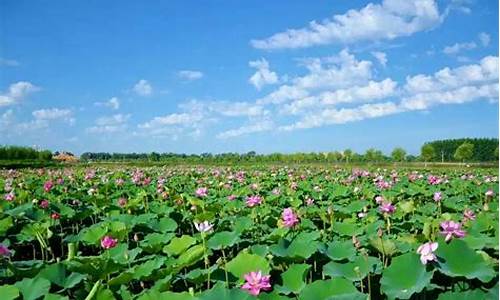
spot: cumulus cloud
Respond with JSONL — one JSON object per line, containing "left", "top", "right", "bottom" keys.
{"left": 277, "top": 55, "right": 498, "bottom": 132}
{"left": 0, "top": 81, "right": 40, "bottom": 106}
{"left": 251, "top": 0, "right": 442, "bottom": 49}
{"left": 87, "top": 114, "right": 130, "bottom": 133}
{"left": 216, "top": 119, "right": 274, "bottom": 139}
{"left": 371, "top": 51, "right": 388, "bottom": 67}
{"left": 178, "top": 70, "right": 204, "bottom": 81}
{"left": 443, "top": 41, "right": 476, "bottom": 55}
{"left": 95, "top": 97, "right": 120, "bottom": 110}
{"left": 32, "top": 108, "right": 74, "bottom": 125}
{"left": 0, "top": 58, "right": 20, "bottom": 67}
{"left": 478, "top": 32, "right": 490, "bottom": 47}
{"left": 257, "top": 49, "right": 373, "bottom": 106}
{"left": 248, "top": 58, "right": 279, "bottom": 90}
{"left": 132, "top": 79, "right": 153, "bottom": 96}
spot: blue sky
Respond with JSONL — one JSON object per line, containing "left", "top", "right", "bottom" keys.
{"left": 0, "top": 0, "right": 498, "bottom": 155}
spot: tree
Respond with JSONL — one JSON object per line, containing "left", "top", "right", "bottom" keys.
{"left": 495, "top": 146, "right": 499, "bottom": 161}
{"left": 421, "top": 144, "right": 435, "bottom": 163}
{"left": 343, "top": 149, "right": 353, "bottom": 163}
{"left": 365, "top": 148, "right": 383, "bottom": 162}
{"left": 454, "top": 142, "right": 474, "bottom": 163}
{"left": 391, "top": 147, "right": 407, "bottom": 162}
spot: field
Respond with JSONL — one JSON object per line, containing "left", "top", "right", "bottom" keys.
{"left": 0, "top": 165, "right": 498, "bottom": 299}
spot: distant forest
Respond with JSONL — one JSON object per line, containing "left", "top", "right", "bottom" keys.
{"left": 0, "top": 138, "right": 498, "bottom": 163}
{"left": 78, "top": 138, "right": 498, "bottom": 163}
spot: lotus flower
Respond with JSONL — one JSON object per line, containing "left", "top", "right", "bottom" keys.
{"left": 4, "top": 192, "right": 14, "bottom": 202}
{"left": 0, "top": 244, "right": 11, "bottom": 257}
{"left": 282, "top": 207, "right": 299, "bottom": 228}
{"left": 241, "top": 271, "right": 271, "bottom": 296}
{"left": 39, "top": 200, "right": 49, "bottom": 209}
{"left": 101, "top": 236, "right": 118, "bottom": 249}
{"left": 195, "top": 187, "right": 208, "bottom": 197}
{"left": 416, "top": 242, "right": 438, "bottom": 265}
{"left": 433, "top": 192, "right": 442, "bottom": 202}
{"left": 51, "top": 212, "right": 60, "bottom": 220}
{"left": 463, "top": 209, "right": 476, "bottom": 221}
{"left": 43, "top": 181, "right": 53, "bottom": 192}
{"left": 118, "top": 197, "right": 127, "bottom": 207}
{"left": 440, "top": 220, "right": 466, "bottom": 242}
{"left": 246, "top": 195, "right": 262, "bottom": 207}
{"left": 379, "top": 202, "right": 395, "bottom": 214}
{"left": 194, "top": 221, "right": 214, "bottom": 233}
{"left": 485, "top": 189, "right": 495, "bottom": 198}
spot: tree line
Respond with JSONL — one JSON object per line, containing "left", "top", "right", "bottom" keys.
{"left": 79, "top": 138, "right": 498, "bottom": 163}
{"left": 0, "top": 146, "right": 52, "bottom": 161}
{"left": 1, "top": 138, "right": 497, "bottom": 164}
{"left": 420, "top": 138, "right": 498, "bottom": 162}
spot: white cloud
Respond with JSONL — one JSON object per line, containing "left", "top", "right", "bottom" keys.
{"left": 0, "top": 81, "right": 40, "bottom": 106}
{"left": 478, "top": 32, "right": 491, "bottom": 47}
{"left": 257, "top": 49, "right": 373, "bottom": 106}
{"left": 216, "top": 119, "right": 274, "bottom": 139}
{"left": 251, "top": 0, "right": 442, "bottom": 49}
{"left": 248, "top": 58, "right": 279, "bottom": 90}
{"left": 371, "top": 51, "right": 388, "bottom": 67}
{"left": 87, "top": 114, "right": 130, "bottom": 134}
{"left": 402, "top": 56, "right": 499, "bottom": 110}
{"left": 178, "top": 70, "right": 204, "bottom": 81}
{"left": 138, "top": 113, "right": 202, "bottom": 129}
{"left": 443, "top": 41, "right": 476, "bottom": 55}
{"left": 280, "top": 102, "right": 401, "bottom": 131}
{"left": 276, "top": 55, "right": 498, "bottom": 132}
{"left": 95, "top": 114, "right": 130, "bottom": 126}
{"left": 132, "top": 79, "right": 153, "bottom": 96}
{"left": 95, "top": 97, "right": 120, "bottom": 110}
{"left": 32, "top": 108, "right": 74, "bottom": 125}
{"left": 0, "top": 58, "right": 20, "bottom": 67}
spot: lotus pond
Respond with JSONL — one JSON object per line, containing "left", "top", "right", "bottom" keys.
{"left": 0, "top": 166, "right": 498, "bottom": 299}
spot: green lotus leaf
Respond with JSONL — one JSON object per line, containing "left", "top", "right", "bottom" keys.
{"left": 225, "top": 250, "right": 270, "bottom": 279}
{"left": 298, "top": 278, "right": 365, "bottom": 300}
{"left": 274, "top": 263, "right": 311, "bottom": 295}
{"left": 380, "top": 253, "right": 433, "bottom": 299}
{"left": 0, "top": 285, "right": 20, "bottom": 300}
{"left": 207, "top": 231, "right": 240, "bottom": 250}
{"left": 163, "top": 235, "right": 197, "bottom": 256}
{"left": 14, "top": 277, "right": 51, "bottom": 300}
{"left": 436, "top": 239, "right": 495, "bottom": 282}
{"left": 324, "top": 240, "right": 357, "bottom": 261}
{"left": 323, "top": 256, "right": 381, "bottom": 281}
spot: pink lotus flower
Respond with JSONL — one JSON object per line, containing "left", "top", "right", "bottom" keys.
{"left": 101, "top": 236, "right": 118, "bottom": 249}
{"left": 485, "top": 189, "right": 495, "bottom": 198}
{"left": 227, "top": 195, "right": 237, "bottom": 201}
{"left": 282, "top": 208, "right": 299, "bottom": 228}
{"left": 195, "top": 187, "right": 208, "bottom": 197}
{"left": 39, "top": 200, "right": 49, "bottom": 209}
{"left": 0, "top": 244, "right": 11, "bottom": 257}
{"left": 115, "top": 178, "right": 125, "bottom": 186}
{"left": 43, "top": 181, "right": 53, "bottom": 192}
{"left": 246, "top": 195, "right": 262, "bottom": 207}
{"left": 4, "top": 192, "right": 15, "bottom": 202}
{"left": 440, "top": 220, "right": 466, "bottom": 242}
{"left": 463, "top": 209, "right": 476, "bottom": 221}
{"left": 416, "top": 242, "right": 438, "bottom": 265}
{"left": 51, "top": 212, "right": 60, "bottom": 220}
{"left": 375, "top": 195, "right": 384, "bottom": 204}
{"left": 118, "top": 197, "right": 127, "bottom": 207}
{"left": 305, "top": 198, "right": 314, "bottom": 206}
{"left": 428, "top": 175, "right": 442, "bottom": 185}
{"left": 194, "top": 221, "right": 214, "bottom": 233}
{"left": 433, "top": 192, "right": 442, "bottom": 202}
{"left": 379, "top": 202, "right": 395, "bottom": 214}
{"left": 241, "top": 271, "right": 271, "bottom": 296}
